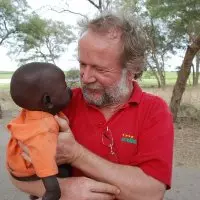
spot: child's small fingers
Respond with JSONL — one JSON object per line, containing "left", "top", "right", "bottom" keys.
{"left": 21, "top": 152, "right": 32, "bottom": 163}
{"left": 18, "top": 141, "right": 29, "bottom": 154}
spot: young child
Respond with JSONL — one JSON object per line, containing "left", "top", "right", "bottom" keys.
{"left": 6, "top": 62, "right": 72, "bottom": 200}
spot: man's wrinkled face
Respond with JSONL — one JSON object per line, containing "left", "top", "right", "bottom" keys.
{"left": 78, "top": 30, "right": 131, "bottom": 107}
{"left": 81, "top": 69, "right": 129, "bottom": 106}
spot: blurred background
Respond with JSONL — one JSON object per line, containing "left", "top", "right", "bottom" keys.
{"left": 0, "top": 0, "right": 200, "bottom": 199}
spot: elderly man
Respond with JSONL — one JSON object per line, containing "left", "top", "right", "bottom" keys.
{"left": 10, "top": 13, "right": 174, "bottom": 200}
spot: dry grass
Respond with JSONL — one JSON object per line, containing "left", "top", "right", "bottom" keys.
{"left": 1, "top": 85, "right": 200, "bottom": 168}
{"left": 142, "top": 85, "right": 200, "bottom": 108}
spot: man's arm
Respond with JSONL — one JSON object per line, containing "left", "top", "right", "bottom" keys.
{"left": 55, "top": 98, "right": 173, "bottom": 200}
{"left": 9, "top": 175, "right": 120, "bottom": 200}
{"left": 71, "top": 145, "right": 166, "bottom": 200}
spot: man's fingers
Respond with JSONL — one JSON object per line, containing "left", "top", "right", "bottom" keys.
{"left": 58, "top": 112, "right": 69, "bottom": 122}
{"left": 90, "top": 181, "right": 120, "bottom": 195}
{"left": 54, "top": 115, "right": 69, "bottom": 132}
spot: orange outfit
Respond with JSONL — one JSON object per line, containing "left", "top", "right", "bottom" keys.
{"left": 6, "top": 109, "right": 59, "bottom": 178}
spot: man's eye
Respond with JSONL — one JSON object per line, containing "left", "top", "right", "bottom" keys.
{"left": 80, "top": 63, "right": 86, "bottom": 67}
{"left": 96, "top": 68, "right": 104, "bottom": 72}
{"left": 95, "top": 67, "right": 105, "bottom": 73}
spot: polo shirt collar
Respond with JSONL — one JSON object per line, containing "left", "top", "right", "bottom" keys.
{"left": 128, "top": 81, "right": 143, "bottom": 105}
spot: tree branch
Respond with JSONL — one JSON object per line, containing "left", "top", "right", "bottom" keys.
{"left": 0, "top": 18, "right": 16, "bottom": 45}
{"left": 3, "top": 19, "right": 9, "bottom": 33}
{"left": 36, "top": 48, "right": 48, "bottom": 62}
{"left": 87, "top": 0, "right": 100, "bottom": 10}
{"left": 50, "top": 8, "right": 88, "bottom": 19}
{"left": 0, "top": 30, "right": 15, "bottom": 45}
{"left": 99, "top": 0, "right": 102, "bottom": 10}
{"left": 105, "top": 0, "right": 111, "bottom": 9}
{"left": 45, "top": 36, "right": 56, "bottom": 64}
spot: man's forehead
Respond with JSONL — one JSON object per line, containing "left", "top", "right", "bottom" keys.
{"left": 79, "top": 29, "right": 121, "bottom": 46}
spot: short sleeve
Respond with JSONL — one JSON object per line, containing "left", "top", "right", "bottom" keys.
{"left": 131, "top": 97, "right": 174, "bottom": 189}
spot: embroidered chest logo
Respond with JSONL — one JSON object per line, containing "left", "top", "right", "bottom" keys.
{"left": 121, "top": 134, "right": 137, "bottom": 144}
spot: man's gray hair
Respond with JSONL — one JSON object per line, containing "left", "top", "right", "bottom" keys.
{"left": 79, "top": 13, "right": 146, "bottom": 79}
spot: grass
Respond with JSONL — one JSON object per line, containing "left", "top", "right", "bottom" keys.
{"left": 0, "top": 84, "right": 10, "bottom": 90}
{"left": 0, "top": 72, "right": 13, "bottom": 79}
{"left": 139, "top": 71, "right": 194, "bottom": 87}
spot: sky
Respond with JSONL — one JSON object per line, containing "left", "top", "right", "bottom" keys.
{"left": 0, "top": 0, "right": 95, "bottom": 72}
{"left": 0, "top": 0, "right": 184, "bottom": 72}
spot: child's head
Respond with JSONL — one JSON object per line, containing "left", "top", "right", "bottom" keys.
{"left": 10, "top": 62, "right": 72, "bottom": 115}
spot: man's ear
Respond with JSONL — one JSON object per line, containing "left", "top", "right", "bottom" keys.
{"left": 42, "top": 94, "right": 54, "bottom": 109}
{"left": 127, "top": 70, "right": 135, "bottom": 81}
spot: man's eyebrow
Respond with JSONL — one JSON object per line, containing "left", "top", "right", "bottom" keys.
{"left": 78, "top": 60, "right": 84, "bottom": 63}
{"left": 78, "top": 60, "right": 104, "bottom": 69}
{"left": 78, "top": 60, "right": 88, "bottom": 65}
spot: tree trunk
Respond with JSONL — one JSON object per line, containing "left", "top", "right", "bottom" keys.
{"left": 192, "top": 63, "right": 195, "bottom": 86}
{"left": 152, "top": 52, "right": 166, "bottom": 88}
{"left": 0, "top": 105, "right": 2, "bottom": 119}
{"left": 147, "top": 63, "right": 161, "bottom": 87}
{"left": 193, "top": 52, "right": 200, "bottom": 85}
{"left": 157, "top": 68, "right": 165, "bottom": 87}
{"left": 153, "top": 69, "right": 161, "bottom": 88}
{"left": 170, "top": 35, "right": 200, "bottom": 121}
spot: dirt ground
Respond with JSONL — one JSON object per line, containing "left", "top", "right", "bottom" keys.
{"left": 1, "top": 86, "right": 200, "bottom": 200}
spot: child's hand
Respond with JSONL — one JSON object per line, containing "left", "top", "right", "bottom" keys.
{"left": 18, "top": 142, "right": 31, "bottom": 163}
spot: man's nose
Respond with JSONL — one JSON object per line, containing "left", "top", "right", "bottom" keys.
{"left": 81, "top": 65, "right": 96, "bottom": 84}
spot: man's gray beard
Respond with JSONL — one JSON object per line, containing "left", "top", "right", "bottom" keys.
{"left": 82, "top": 69, "right": 130, "bottom": 107}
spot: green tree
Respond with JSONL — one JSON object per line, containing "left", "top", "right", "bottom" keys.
{"left": 0, "top": 0, "right": 29, "bottom": 117}
{"left": 9, "top": 15, "right": 75, "bottom": 64}
{"left": 1, "top": 0, "right": 76, "bottom": 64}
{"left": 147, "top": 0, "right": 200, "bottom": 120}
{"left": 115, "top": 0, "right": 176, "bottom": 88}
{"left": 0, "top": 0, "right": 28, "bottom": 46}
{"left": 65, "top": 68, "right": 80, "bottom": 88}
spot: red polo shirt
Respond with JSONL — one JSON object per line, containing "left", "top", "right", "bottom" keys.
{"left": 63, "top": 82, "right": 174, "bottom": 188}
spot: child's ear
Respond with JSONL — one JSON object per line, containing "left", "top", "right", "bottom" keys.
{"left": 42, "top": 94, "right": 53, "bottom": 109}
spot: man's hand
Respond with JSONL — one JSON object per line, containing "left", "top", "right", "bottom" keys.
{"left": 60, "top": 177, "right": 120, "bottom": 200}
{"left": 54, "top": 115, "right": 84, "bottom": 165}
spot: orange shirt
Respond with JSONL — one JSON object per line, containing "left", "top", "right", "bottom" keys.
{"left": 7, "top": 109, "right": 59, "bottom": 178}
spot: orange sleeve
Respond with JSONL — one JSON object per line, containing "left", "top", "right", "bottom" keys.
{"left": 24, "top": 132, "right": 58, "bottom": 178}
